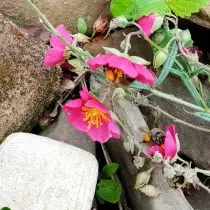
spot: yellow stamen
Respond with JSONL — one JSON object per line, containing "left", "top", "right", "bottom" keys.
{"left": 143, "top": 134, "right": 152, "bottom": 143}
{"left": 105, "top": 68, "right": 124, "bottom": 82}
{"left": 82, "top": 106, "right": 108, "bottom": 129}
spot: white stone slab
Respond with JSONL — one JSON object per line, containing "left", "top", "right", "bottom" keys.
{"left": 0, "top": 133, "right": 98, "bottom": 210}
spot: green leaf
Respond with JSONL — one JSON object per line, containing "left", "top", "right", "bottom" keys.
{"left": 133, "top": 0, "right": 170, "bottom": 19}
{"left": 77, "top": 18, "right": 87, "bottom": 34}
{"left": 110, "top": 0, "right": 138, "bottom": 19}
{"left": 167, "top": 0, "right": 209, "bottom": 18}
{"left": 1, "top": 208, "right": 11, "bottom": 210}
{"left": 171, "top": 68, "right": 206, "bottom": 107}
{"left": 194, "top": 112, "right": 210, "bottom": 122}
{"left": 156, "top": 41, "right": 178, "bottom": 87}
{"left": 206, "top": 94, "right": 210, "bottom": 106}
{"left": 96, "top": 191, "right": 106, "bottom": 204}
{"left": 97, "top": 179, "right": 122, "bottom": 203}
{"left": 101, "top": 163, "right": 119, "bottom": 178}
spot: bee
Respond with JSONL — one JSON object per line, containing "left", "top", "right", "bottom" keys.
{"left": 142, "top": 127, "right": 165, "bottom": 145}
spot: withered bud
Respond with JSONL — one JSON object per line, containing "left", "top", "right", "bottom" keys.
{"left": 93, "top": 16, "right": 108, "bottom": 34}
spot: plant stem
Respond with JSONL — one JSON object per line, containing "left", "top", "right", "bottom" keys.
{"left": 197, "top": 181, "right": 210, "bottom": 194}
{"left": 140, "top": 103, "right": 210, "bottom": 133}
{"left": 124, "top": 31, "right": 140, "bottom": 54}
{"left": 26, "top": 0, "right": 89, "bottom": 58}
{"left": 150, "top": 89, "right": 206, "bottom": 112}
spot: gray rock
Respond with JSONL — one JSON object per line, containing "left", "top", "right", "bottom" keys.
{"left": 0, "top": 13, "right": 61, "bottom": 142}
{"left": 90, "top": 78, "right": 193, "bottom": 210}
{"left": 186, "top": 187, "right": 210, "bottom": 210}
{"left": 0, "top": 0, "right": 110, "bottom": 34}
{"left": 41, "top": 112, "right": 96, "bottom": 154}
{"left": 0, "top": 132, "right": 98, "bottom": 210}
{"left": 84, "top": 28, "right": 153, "bottom": 60}
{"left": 140, "top": 76, "right": 210, "bottom": 169}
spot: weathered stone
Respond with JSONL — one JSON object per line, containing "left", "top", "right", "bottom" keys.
{"left": 0, "top": 0, "right": 110, "bottom": 34}
{"left": 0, "top": 13, "right": 61, "bottom": 142}
{"left": 40, "top": 112, "right": 96, "bottom": 154}
{"left": 186, "top": 187, "right": 210, "bottom": 210}
{"left": 186, "top": 3, "right": 210, "bottom": 29}
{"left": 84, "top": 28, "right": 153, "bottom": 60}
{"left": 140, "top": 76, "right": 210, "bottom": 169}
{"left": 0, "top": 133, "right": 98, "bottom": 210}
{"left": 90, "top": 77, "right": 193, "bottom": 210}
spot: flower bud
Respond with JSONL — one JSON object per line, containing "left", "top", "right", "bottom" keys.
{"left": 123, "top": 138, "right": 134, "bottom": 154}
{"left": 152, "top": 16, "right": 164, "bottom": 34}
{"left": 109, "top": 16, "right": 129, "bottom": 29}
{"left": 93, "top": 16, "right": 108, "bottom": 33}
{"left": 135, "top": 168, "right": 153, "bottom": 189}
{"left": 133, "top": 156, "right": 145, "bottom": 169}
{"left": 152, "top": 30, "right": 166, "bottom": 45}
{"left": 72, "top": 33, "right": 90, "bottom": 43}
{"left": 153, "top": 49, "right": 168, "bottom": 68}
{"left": 139, "top": 185, "right": 160, "bottom": 197}
{"left": 181, "top": 29, "right": 192, "bottom": 43}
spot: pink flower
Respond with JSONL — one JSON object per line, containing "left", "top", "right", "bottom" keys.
{"left": 63, "top": 88, "right": 120, "bottom": 143}
{"left": 87, "top": 54, "right": 155, "bottom": 86}
{"left": 137, "top": 14, "right": 163, "bottom": 37}
{"left": 44, "top": 24, "right": 73, "bottom": 67}
{"left": 148, "top": 124, "right": 179, "bottom": 159}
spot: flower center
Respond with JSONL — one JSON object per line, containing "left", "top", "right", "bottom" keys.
{"left": 82, "top": 106, "right": 108, "bottom": 129}
{"left": 105, "top": 68, "right": 124, "bottom": 82}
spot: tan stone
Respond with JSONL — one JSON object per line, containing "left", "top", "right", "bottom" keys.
{"left": 0, "top": 0, "right": 110, "bottom": 34}
{"left": 0, "top": 13, "right": 61, "bottom": 142}
{"left": 187, "top": 3, "right": 210, "bottom": 28}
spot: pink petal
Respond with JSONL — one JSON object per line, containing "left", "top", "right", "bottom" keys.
{"left": 137, "top": 14, "right": 156, "bottom": 37}
{"left": 80, "top": 88, "right": 90, "bottom": 101}
{"left": 85, "top": 99, "right": 109, "bottom": 113}
{"left": 66, "top": 108, "right": 88, "bottom": 132}
{"left": 148, "top": 145, "right": 165, "bottom": 156}
{"left": 63, "top": 99, "right": 83, "bottom": 112}
{"left": 135, "top": 64, "right": 156, "bottom": 86}
{"left": 109, "top": 119, "right": 120, "bottom": 139}
{"left": 87, "top": 122, "right": 111, "bottom": 143}
{"left": 87, "top": 54, "right": 113, "bottom": 69}
{"left": 44, "top": 47, "right": 65, "bottom": 67}
{"left": 164, "top": 124, "right": 177, "bottom": 158}
{"left": 50, "top": 24, "right": 72, "bottom": 49}
{"left": 107, "top": 55, "right": 138, "bottom": 78}
{"left": 88, "top": 54, "right": 138, "bottom": 78}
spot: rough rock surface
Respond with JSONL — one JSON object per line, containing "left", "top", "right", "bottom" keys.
{"left": 0, "top": 0, "right": 110, "bottom": 34}
{"left": 90, "top": 78, "right": 193, "bottom": 210}
{"left": 140, "top": 76, "right": 210, "bottom": 169}
{"left": 187, "top": 3, "right": 210, "bottom": 29}
{"left": 0, "top": 133, "right": 98, "bottom": 210}
{"left": 0, "top": 13, "right": 61, "bottom": 142}
{"left": 41, "top": 112, "right": 96, "bottom": 154}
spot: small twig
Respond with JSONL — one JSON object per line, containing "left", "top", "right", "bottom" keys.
{"left": 101, "top": 144, "right": 130, "bottom": 210}
{"left": 62, "top": 71, "right": 88, "bottom": 103}
{"left": 197, "top": 181, "right": 210, "bottom": 194}
{"left": 124, "top": 31, "right": 141, "bottom": 54}
{"left": 140, "top": 103, "right": 210, "bottom": 133}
